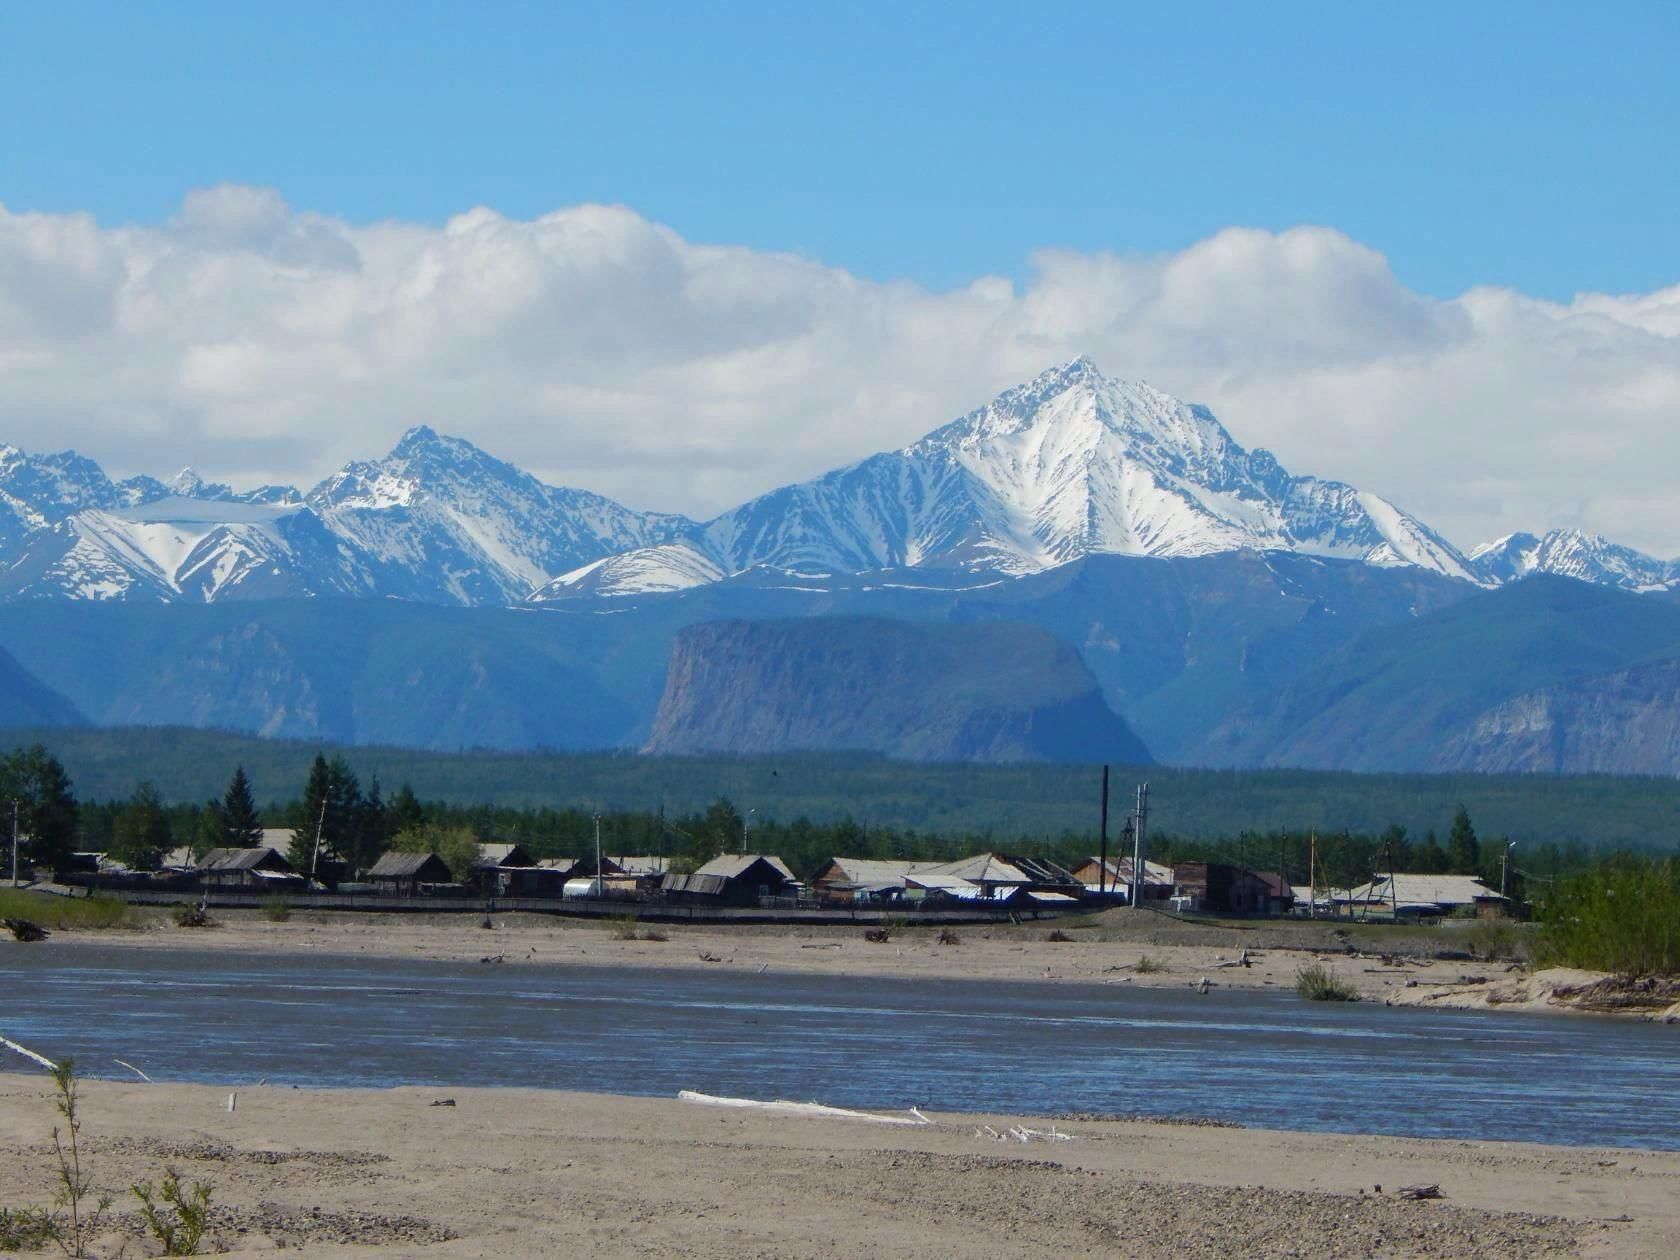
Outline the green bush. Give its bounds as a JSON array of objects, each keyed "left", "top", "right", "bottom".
[
  {"left": 1295, "top": 963, "right": 1361, "bottom": 1002},
  {"left": 0, "top": 889, "right": 135, "bottom": 930},
  {"left": 1464, "top": 919, "right": 1520, "bottom": 962},
  {"left": 1536, "top": 857, "right": 1680, "bottom": 976},
  {"left": 1134, "top": 953, "right": 1164, "bottom": 974},
  {"left": 260, "top": 896, "right": 291, "bottom": 923}
]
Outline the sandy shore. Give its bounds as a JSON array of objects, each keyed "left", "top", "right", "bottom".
[
  {"left": 25, "top": 906, "right": 1565, "bottom": 1009},
  {"left": 1, "top": 1072, "right": 1673, "bottom": 1258}
]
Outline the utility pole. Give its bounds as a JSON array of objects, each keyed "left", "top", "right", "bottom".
[
  {"left": 1097, "top": 766, "right": 1110, "bottom": 897},
  {"left": 593, "top": 812, "right": 603, "bottom": 891},
  {"left": 743, "top": 808, "right": 755, "bottom": 849},
  {"left": 10, "top": 798, "right": 18, "bottom": 888},
  {"left": 1131, "top": 782, "right": 1148, "bottom": 911},
  {"left": 1308, "top": 831, "right": 1317, "bottom": 920},
  {"left": 1502, "top": 840, "right": 1517, "bottom": 899},
  {"left": 309, "top": 796, "right": 328, "bottom": 882}
]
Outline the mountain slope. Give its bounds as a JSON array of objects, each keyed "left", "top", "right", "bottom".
[
  {"left": 645, "top": 617, "right": 1152, "bottom": 764},
  {"left": 1197, "top": 576, "right": 1680, "bottom": 772},
  {"left": 1435, "top": 656, "right": 1680, "bottom": 775},
  {"left": 0, "top": 645, "right": 83, "bottom": 728},
  {"left": 539, "top": 357, "right": 1480, "bottom": 598}
]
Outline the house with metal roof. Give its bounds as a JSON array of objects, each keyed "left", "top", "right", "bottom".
[
  {"left": 810, "top": 857, "right": 942, "bottom": 904},
  {"left": 1339, "top": 873, "right": 1508, "bottom": 919}
]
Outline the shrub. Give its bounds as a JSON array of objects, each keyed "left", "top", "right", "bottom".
[
  {"left": 1045, "top": 929, "right": 1072, "bottom": 943},
  {"left": 0, "top": 1206, "right": 53, "bottom": 1251},
  {"left": 1536, "top": 856, "right": 1680, "bottom": 976},
  {"left": 937, "top": 928, "right": 961, "bottom": 946},
  {"left": 640, "top": 928, "right": 668, "bottom": 942},
  {"left": 1465, "top": 919, "right": 1519, "bottom": 962},
  {"left": 260, "top": 896, "right": 291, "bottom": 923},
  {"left": 172, "top": 904, "right": 214, "bottom": 928},
  {"left": 611, "top": 914, "right": 640, "bottom": 941},
  {"left": 132, "top": 1168, "right": 213, "bottom": 1256},
  {"left": 1134, "top": 953, "right": 1164, "bottom": 974},
  {"left": 0, "top": 889, "right": 136, "bottom": 930},
  {"left": 1295, "top": 964, "right": 1361, "bottom": 1002}
]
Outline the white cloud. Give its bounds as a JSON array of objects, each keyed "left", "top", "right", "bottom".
[{"left": 2, "top": 186, "right": 1678, "bottom": 555}]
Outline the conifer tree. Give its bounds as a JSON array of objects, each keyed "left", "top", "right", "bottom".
[
  {"left": 289, "top": 754, "right": 363, "bottom": 874},
  {"left": 220, "top": 765, "right": 263, "bottom": 846},
  {"left": 1446, "top": 805, "right": 1481, "bottom": 876}
]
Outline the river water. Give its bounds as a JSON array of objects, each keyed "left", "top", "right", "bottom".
[{"left": 2, "top": 946, "right": 1675, "bottom": 1150}]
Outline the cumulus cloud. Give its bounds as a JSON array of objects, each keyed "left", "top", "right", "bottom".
[{"left": 1, "top": 186, "right": 1678, "bottom": 555}]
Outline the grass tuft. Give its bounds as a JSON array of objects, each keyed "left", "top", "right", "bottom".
[
  {"left": 0, "top": 889, "right": 137, "bottom": 930},
  {"left": 1295, "top": 963, "right": 1361, "bottom": 1001}
]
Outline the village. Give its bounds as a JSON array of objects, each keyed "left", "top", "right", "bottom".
[{"left": 43, "top": 832, "right": 1517, "bottom": 924}]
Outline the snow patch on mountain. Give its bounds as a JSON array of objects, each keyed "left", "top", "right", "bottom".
[{"left": 1469, "top": 529, "right": 1677, "bottom": 592}]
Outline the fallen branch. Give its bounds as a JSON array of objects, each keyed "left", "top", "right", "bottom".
[
  {"left": 1397, "top": 1183, "right": 1444, "bottom": 1200},
  {"left": 113, "top": 1059, "right": 153, "bottom": 1082},
  {"left": 1, "top": 1033, "right": 56, "bottom": 1070},
  {"left": 677, "top": 1090, "right": 930, "bottom": 1126}
]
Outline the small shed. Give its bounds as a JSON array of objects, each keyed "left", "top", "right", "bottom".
[
  {"left": 198, "top": 847, "right": 304, "bottom": 891},
  {"left": 367, "top": 851, "right": 455, "bottom": 896},
  {"left": 468, "top": 842, "right": 535, "bottom": 892}
]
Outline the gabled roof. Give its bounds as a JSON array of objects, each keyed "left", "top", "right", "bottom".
[
  {"left": 1078, "top": 856, "right": 1173, "bottom": 886},
  {"left": 815, "top": 857, "right": 941, "bottom": 886},
  {"left": 1250, "top": 870, "right": 1295, "bottom": 899},
  {"left": 368, "top": 851, "right": 451, "bottom": 879},
  {"left": 198, "top": 847, "right": 292, "bottom": 872},
  {"left": 472, "top": 842, "right": 533, "bottom": 869},
  {"left": 1343, "top": 873, "right": 1505, "bottom": 907},
  {"left": 693, "top": 853, "right": 797, "bottom": 884},
  {"left": 607, "top": 855, "right": 670, "bottom": 877},
  {"left": 917, "top": 853, "right": 1079, "bottom": 886}
]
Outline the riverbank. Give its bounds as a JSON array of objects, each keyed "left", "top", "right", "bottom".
[
  {"left": 0, "top": 1072, "right": 1672, "bottom": 1258},
  {"left": 16, "top": 902, "right": 1532, "bottom": 1002}
]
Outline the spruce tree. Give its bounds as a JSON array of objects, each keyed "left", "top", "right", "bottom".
[
  {"left": 220, "top": 766, "right": 263, "bottom": 846},
  {"left": 387, "top": 784, "right": 426, "bottom": 836},
  {"left": 289, "top": 754, "right": 363, "bottom": 874},
  {"left": 1446, "top": 805, "right": 1481, "bottom": 875}
]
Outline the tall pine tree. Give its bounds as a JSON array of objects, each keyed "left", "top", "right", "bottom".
[{"left": 220, "top": 766, "right": 263, "bottom": 846}]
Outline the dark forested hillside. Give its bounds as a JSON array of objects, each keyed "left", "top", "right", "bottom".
[{"left": 10, "top": 723, "right": 1680, "bottom": 851}]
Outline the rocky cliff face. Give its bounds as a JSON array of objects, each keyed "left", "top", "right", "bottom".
[
  {"left": 1435, "top": 657, "right": 1680, "bottom": 775},
  {"left": 644, "top": 617, "right": 1152, "bottom": 764}
]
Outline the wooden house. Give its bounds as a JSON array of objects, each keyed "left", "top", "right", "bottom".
[
  {"left": 1171, "top": 863, "right": 1291, "bottom": 915},
  {"left": 661, "top": 853, "right": 798, "bottom": 906},
  {"left": 366, "top": 851, "right": 455, "bottom": 896},
  {"left": 197, "top": 847, "right": 304, "bottom": 891}
]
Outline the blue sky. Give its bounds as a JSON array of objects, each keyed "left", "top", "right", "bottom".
[
  {"left": 4, "top": 0, "right": 1677, "bottom": 300},
  {"left": 3, "top": 1, "right": 1679, "bottom": 553}
]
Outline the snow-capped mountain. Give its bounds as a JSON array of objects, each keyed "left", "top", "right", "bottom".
[
  {"left": 535, "top": 357, "right": 1479, "bottom": 599},
  {"left": 304, "top": 426, "right": 693, "bottom": 605},
  {"left": 1468, "top": 529, "right": 1677, "bottom": 592},
  {"left": 5, "top": 359, "right": 1673, "bottom": 607},
  {"left": 0, "top": 429, "right": 691, "bottom": 603}
]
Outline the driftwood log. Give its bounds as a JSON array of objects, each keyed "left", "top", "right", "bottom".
[{"left": 3, "top": 918, "right": 49, "bottom": 942}]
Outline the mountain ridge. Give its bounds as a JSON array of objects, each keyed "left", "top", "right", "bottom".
[{"left": 6, "top": 359, "right": 1668, "bottom": 607}]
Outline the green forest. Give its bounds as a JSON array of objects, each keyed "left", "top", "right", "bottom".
[{"left": 4, "top": 725, "right": 1677, "bottom": 899}]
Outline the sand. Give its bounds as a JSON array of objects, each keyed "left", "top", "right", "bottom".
[
  {"left": 26, "top": 907, "right": 1554, "bottom": 1008},
  {"left": 0, "top": 1072, "right": 1674, "bottom": 1258}
]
